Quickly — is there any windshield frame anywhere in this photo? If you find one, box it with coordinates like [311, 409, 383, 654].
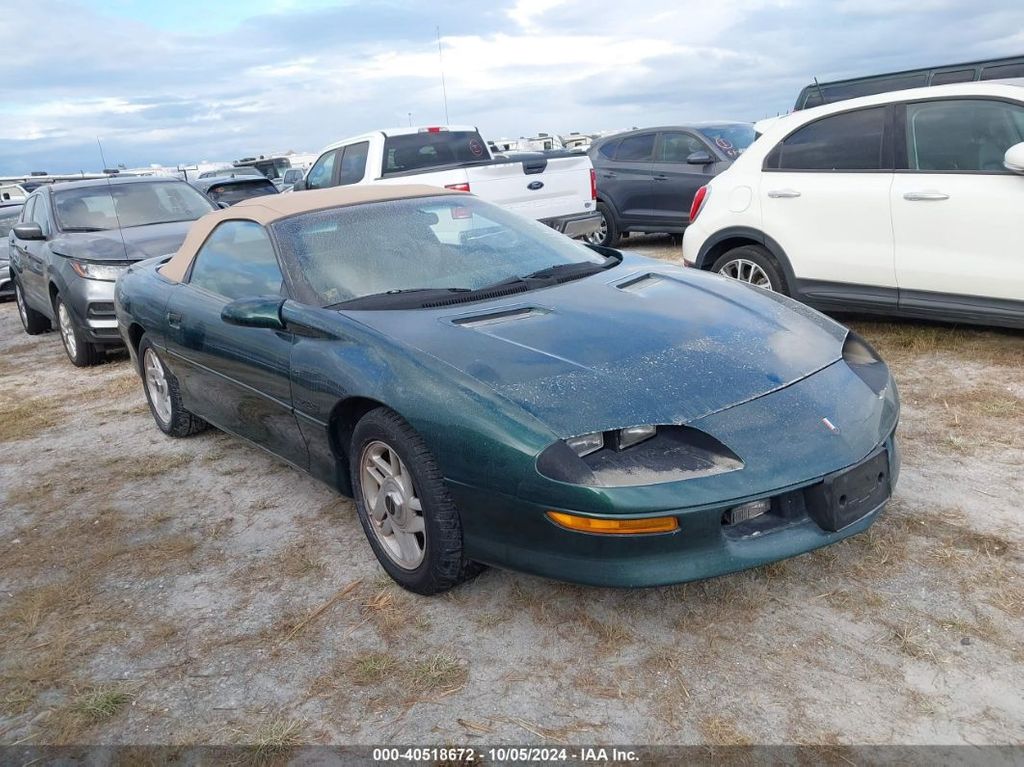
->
[53, 180, 216, 233]
[270, 195, 619, 310]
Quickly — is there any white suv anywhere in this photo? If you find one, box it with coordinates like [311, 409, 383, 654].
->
[682, 79, 1024, 329]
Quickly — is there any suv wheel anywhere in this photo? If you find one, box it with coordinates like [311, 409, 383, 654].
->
[54, 295, 102, 366]
[14, 281, 50, 335]
[711, 245, 787, 295]
[584, 202, 620, 248]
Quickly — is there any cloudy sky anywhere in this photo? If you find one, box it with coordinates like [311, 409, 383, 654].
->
[2, 0, 1023, 174]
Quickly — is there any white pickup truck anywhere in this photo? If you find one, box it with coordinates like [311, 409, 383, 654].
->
[293, 125, 601, 238]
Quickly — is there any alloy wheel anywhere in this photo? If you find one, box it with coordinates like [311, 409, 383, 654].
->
[718, 258, 773, 290]
[359, 440, 426, 570]
[15, 283, 29, 329]
[57, 300, 78, 358]
[584, 211, 608, 245]
[143, 347, 173, 426]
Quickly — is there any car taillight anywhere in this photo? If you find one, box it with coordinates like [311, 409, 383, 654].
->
[589, 168, 597, 200]
[445, 182, 471, 193]
[689, 185, 710, 222]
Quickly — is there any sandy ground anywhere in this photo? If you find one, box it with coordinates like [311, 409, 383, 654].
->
[1, 236, 1023, 748]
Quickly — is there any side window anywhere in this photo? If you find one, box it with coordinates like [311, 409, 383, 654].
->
[656, 132, 706, 163]
[188, 221, 285, 301]
[905, 99, 1024, 173]
[614, 133, 655, 162]
[773, 107, 888, 171]
[30, 195, 51, 234]
[20, 196, 36, 223]
[305, 150, 338, 190]
[597, 138, 621, 160]
[338, 142, 369, 185]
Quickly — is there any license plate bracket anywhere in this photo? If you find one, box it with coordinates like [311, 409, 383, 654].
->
[805, 448, 891, 532]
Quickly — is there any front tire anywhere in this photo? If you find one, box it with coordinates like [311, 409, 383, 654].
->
[54, 294, 101, 366]
[350, 407, 483, 595]
[711, 245, 788, 295]
[584, 201, 620, 248]
[14, 280, 50, 335]
[139, 335, 208, 437]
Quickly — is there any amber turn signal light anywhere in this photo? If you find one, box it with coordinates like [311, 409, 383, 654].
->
[546, 511, 678, 535]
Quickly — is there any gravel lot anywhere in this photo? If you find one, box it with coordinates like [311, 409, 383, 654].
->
[1, 236, 1022, 748]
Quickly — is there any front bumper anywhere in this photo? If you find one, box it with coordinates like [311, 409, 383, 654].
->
[59, 272, 123, 346]
[451, 433, 899, 587]
[540, 211, 602, 238]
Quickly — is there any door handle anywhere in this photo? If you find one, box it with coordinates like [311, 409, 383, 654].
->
[653, 174, 669, 181]
[767, 189, 801, 198]
[903, 191, 949, 201]
[166, 311, 182, 328]
[601, 171, 617, 178]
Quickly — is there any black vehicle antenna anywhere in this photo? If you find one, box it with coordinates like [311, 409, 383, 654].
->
[813, 76, 826, 106]
[97, 136, 130, 259]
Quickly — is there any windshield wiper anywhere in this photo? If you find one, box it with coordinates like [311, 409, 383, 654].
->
[478, 258, 614, 292]
[328, 287, 471, 310]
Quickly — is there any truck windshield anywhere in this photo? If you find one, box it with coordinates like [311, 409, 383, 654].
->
[382, 131, 490, 175]
[54, 182, 215, 231]
[697, 124, 756, 159]
[272, 194, 609, 308]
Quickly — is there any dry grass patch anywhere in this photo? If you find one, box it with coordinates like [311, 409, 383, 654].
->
[0, 394, 65, 443]
[40, 683, 135, 744]
[232, 713, 308, 757]
[699, 714, 753, 746]
[330, 648, 467, 703]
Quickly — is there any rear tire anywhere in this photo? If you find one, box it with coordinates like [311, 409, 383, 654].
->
[14, 280, 50, 335]
[711, 245, 788, 295]
[585, 201, 620, 248]
[139, 335, 208, 437]
[350, 407, 483, 595]
[54, 294, 102, 366]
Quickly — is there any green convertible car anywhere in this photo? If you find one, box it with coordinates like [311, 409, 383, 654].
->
[115, 184, 900, 594]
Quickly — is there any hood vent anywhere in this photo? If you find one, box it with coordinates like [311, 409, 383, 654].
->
[615, 273, 666, 293]
[452, 307, 550, 328]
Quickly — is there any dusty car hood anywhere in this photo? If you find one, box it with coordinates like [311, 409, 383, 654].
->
[348, 256, 849, 437]
[50, 220, 195, 262]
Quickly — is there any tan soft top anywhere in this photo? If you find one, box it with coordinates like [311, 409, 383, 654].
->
[160, 184, 462, 282]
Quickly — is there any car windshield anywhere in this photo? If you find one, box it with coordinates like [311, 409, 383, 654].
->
[54, 181, 214, 231]
[206, 180, 277, 205]
[0, 206, 22, 237]
[697, 124, 756, 159]
[272, 195, 610, 308]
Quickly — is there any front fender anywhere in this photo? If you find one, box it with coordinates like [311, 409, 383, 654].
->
[286, 304, 560, 497]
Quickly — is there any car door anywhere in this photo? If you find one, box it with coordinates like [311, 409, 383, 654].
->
[891, 97, 1024, 311]
[162, 220, 309, 469]
[650, 131, 720, 226]
[760, 105, 898, 306]
[13, 194, 52, 313]
[597, 132, 656, 223]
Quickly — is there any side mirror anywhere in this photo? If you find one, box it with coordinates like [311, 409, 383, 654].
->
[686, 150, 714, 165]
[1004, 142, 1024, 174]
[13, 222, 46, 241]
[217, 201, 231, 209]
[291, 178, 306, 192]
[221, 296, 286, 330]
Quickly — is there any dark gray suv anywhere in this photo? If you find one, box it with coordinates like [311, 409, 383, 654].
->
[586, 123, 755, 246]
[9, 177, 215, 366]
